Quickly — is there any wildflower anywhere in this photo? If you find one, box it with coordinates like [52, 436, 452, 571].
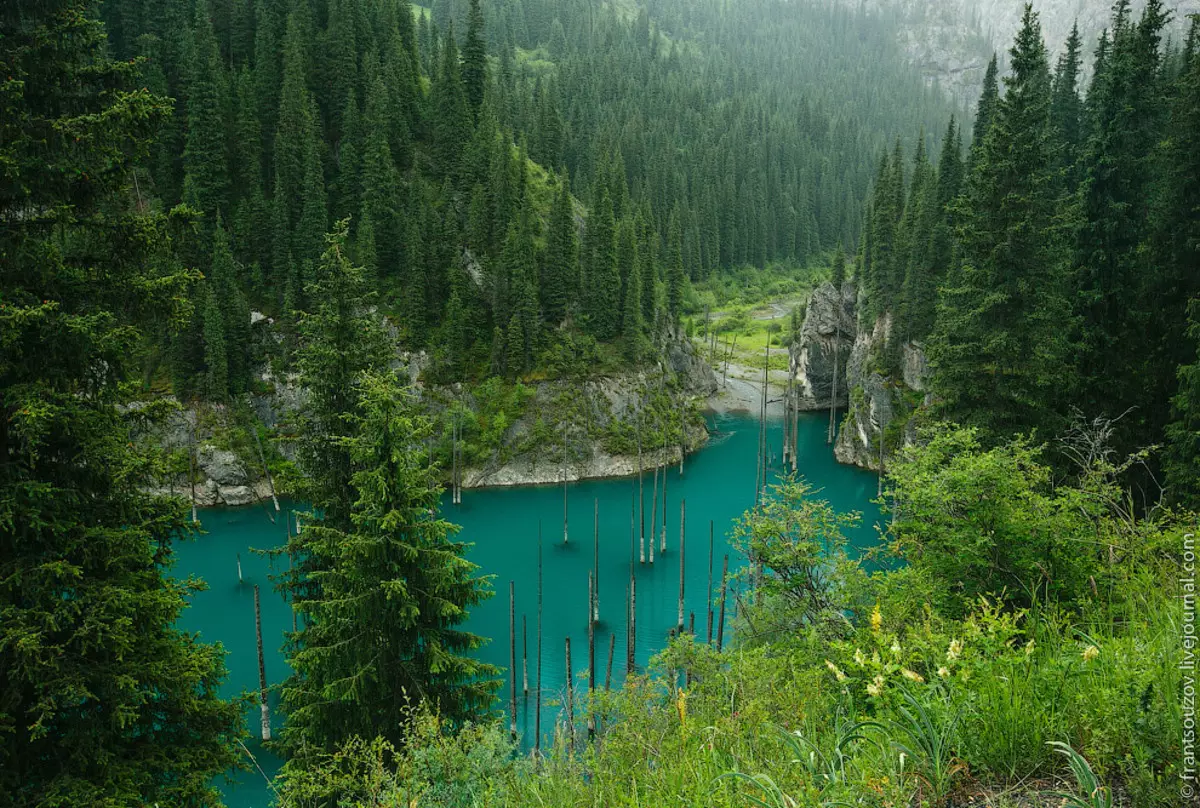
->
[676, 690, 688, 723]
[866, 674, 884, 697]
[947, 639, 963, 661]
[1082, 645, 1100, 663]
[890, 640, 902, 657]
[937, 666, 950, 679]
[854, 648, 867, 666]
[825, 660, 847, 682]
[870, 603, 883, 633]
[1024, 639, 1036, 657]
[901, 668, 925, 684]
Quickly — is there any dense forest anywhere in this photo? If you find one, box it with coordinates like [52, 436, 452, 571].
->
[2, 0, 1196, 806]
[854, 1, 1200, 507]
[95, 0, 951, 391]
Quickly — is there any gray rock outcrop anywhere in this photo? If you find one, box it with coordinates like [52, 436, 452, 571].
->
[834, 312, 929, 471]
[791, 281, 857, 412]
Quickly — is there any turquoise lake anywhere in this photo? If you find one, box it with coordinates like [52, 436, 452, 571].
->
[172, 411, 883, 806]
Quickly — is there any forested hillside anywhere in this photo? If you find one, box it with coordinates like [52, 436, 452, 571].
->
[99, 0, 952, 394]
[3, 0, 1196, 806]
[848, 0, 1200, 507]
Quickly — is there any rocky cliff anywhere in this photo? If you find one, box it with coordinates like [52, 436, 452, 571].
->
[138, 327, 719, 504]
[833, 311, 930, 471]
[839, 0, 1199, 105]
[791, 281, 857, 412]
[789, 283, 930, 471]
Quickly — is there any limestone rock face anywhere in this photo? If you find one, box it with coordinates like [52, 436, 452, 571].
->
[833, 313, 930, 471]
[198, 447, 249, 487]
[791, 281, 856, 411]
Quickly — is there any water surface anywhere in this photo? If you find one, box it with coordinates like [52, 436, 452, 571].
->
[173, 411, 881, 806]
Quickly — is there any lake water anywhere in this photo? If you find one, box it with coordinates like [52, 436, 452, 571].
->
[173, 411, 882, 806]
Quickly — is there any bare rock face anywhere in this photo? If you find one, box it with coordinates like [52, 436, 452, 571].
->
[791, 281, 857, 411]
[835, 0, 1199, 105]
[833, 313, 930, 471]
[198, 447, 249, 488]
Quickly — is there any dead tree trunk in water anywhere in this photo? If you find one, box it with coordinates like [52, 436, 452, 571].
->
[677, 499, 686, 631]
[706, 520, 714, 645]
[564, 638, 574, 752]
[535, 524, 543, 758]
[592, 499, 599, 622]
[509, 581, 517, 742]
[717, 554, 729, 652]
[254, 585, 270, 741]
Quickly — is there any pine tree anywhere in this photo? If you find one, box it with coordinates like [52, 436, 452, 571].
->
[928, 6, 1074, 442]
[1074, 0, 1170, 453]
[182, 0, 230, 219]
[542, 171, 576, 324]
[462, 0, 488, 118]
[432, 22, 472, 182]
[0, 3, 242, 802]
[294, 221, 391, 533]
[583, 191, 620, 339]
[279, 371, 499, 758]
[666, 205, 686, 320]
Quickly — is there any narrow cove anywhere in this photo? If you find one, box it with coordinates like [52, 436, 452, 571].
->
[172, 411, 883, 806]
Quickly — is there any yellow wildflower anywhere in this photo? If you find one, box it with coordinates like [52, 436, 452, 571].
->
[1082, 645, 1100, 663]
[937, 666, 950, 679]
[870, 603, 883, 633]
[1024, 639, 1036, 657]
[866, 674, 885, 697]
[901, 668, 925, 684]
[890, 640, 902, 657]
[676, 689, 688, 722]
[854, 648, 867, 666]
[947, 639, 963, 661]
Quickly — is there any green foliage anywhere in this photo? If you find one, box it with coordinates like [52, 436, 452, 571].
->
[0, 1, 244, 802]
[885, 426, 1100, 615]
[279, 371, 499, 759]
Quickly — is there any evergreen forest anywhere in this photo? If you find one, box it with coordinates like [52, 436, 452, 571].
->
[1, 0, 1197, 806]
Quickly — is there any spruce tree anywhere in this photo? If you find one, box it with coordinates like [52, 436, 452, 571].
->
[293, 221, 391, 533]
[542, 172, 577, 324]
[279, 372, 499, 759]
[1074, 0, 1170, 452]
[0, 3, 242, 802]
[830, 243, 847, 289]
[970, 54, 1000, 162]
[182, 0, 230, 220]
[666, 205, 686, 320]
[584, 191, 620, 339]
[432, 22, 472, 182]
[1050, 22, 1085, 189]
[462, 0, 488, 118]
[928, 6, 1074, 442]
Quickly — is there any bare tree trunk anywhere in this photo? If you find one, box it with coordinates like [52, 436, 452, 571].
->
[509, 581, 517, 742]
[706, 520, 714, 645]
[535, 524, 543, 759]
[717, 555, 729, 652]
[254, 585, 270, 741]
[564, 638, 574, 753]
[677, 499, 686, 631]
